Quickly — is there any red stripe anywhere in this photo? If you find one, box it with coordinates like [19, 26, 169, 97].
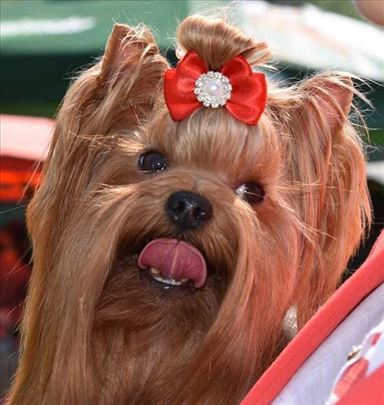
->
[371, 332, 381, 346]
[333, 358, 369, 398]
[336, 366, 384, 405]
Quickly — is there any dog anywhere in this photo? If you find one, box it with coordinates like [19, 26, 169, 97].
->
[8, 15, 371, 405]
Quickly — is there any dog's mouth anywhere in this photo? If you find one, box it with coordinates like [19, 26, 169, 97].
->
[138, 238, 207, 288]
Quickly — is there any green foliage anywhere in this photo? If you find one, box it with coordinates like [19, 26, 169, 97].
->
[369, 130, 384, 146]
[306, 0, 362, 20]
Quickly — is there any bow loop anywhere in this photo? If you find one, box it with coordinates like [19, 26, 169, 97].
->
[220, 55, 253, 80]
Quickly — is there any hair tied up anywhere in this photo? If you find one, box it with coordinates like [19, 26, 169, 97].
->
[176, 15, 271, 71]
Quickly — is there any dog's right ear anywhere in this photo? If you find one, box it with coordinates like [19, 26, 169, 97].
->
[11, 28, 168, 403]
[99, 24, 160, 85]
[59, 23, 169, 134]
[27, 24, 168, 239]
[100, 23, 138, 82]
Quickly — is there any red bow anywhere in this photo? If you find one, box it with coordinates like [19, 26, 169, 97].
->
[163, 51, 267, 126]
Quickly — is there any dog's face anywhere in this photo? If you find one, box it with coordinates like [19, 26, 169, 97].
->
[95, 105, 286, 294]
[9, 18, 370, 405]
[67, 92, 295, 403]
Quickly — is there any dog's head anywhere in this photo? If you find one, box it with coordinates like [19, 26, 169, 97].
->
[11, 16, 371, 405]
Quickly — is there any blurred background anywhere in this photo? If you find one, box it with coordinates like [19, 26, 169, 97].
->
[0, 0, 383, 398]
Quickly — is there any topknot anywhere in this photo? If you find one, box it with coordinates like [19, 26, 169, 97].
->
[176, 15, 271, 70]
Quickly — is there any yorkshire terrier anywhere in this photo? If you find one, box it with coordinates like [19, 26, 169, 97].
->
[8, 15, 371, 405]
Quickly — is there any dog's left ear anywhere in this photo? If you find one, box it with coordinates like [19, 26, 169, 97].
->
[301, 75, 353, 134]
[273, 74, 371, 325]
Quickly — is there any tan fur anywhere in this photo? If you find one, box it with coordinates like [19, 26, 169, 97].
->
[8, 15, 371, 405]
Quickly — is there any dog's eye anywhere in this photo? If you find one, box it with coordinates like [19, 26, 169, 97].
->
[138, 151, 168, 172]
[236, 182, 265, 204]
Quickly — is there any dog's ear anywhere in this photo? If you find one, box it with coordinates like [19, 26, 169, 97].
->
[100, 23, 137, 82]
[27, 23, 169, 246]
[271, 74, 371, 325]
[58, 23, 169, 135]
[17, 27, 169, 398]
[99, 23, 159, 85]
[301, 75, 353, 134]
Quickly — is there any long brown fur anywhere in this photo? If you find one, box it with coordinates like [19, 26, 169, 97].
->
[8, 15, 371, 405]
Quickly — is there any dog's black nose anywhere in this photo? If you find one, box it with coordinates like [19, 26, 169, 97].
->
[166, 191, 213, 230]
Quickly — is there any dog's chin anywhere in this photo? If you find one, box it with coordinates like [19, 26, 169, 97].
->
[92, 236, 228, 404]
[94, 235, 226, 331]
[92, 229, 233, 332]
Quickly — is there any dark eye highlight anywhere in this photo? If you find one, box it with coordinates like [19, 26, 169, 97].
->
[138, 151, 168, 173]
[236, 182, 265, 205]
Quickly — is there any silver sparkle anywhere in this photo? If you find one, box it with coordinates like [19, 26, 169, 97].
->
[194, 71, 232, 108]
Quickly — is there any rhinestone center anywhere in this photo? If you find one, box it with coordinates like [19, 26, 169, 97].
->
[194, 71, 232, 109]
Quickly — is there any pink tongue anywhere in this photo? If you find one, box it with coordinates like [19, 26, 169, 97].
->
[138, 238, 207, 288]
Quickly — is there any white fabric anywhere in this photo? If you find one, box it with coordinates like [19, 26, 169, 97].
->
[272, 283, 384, 405]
